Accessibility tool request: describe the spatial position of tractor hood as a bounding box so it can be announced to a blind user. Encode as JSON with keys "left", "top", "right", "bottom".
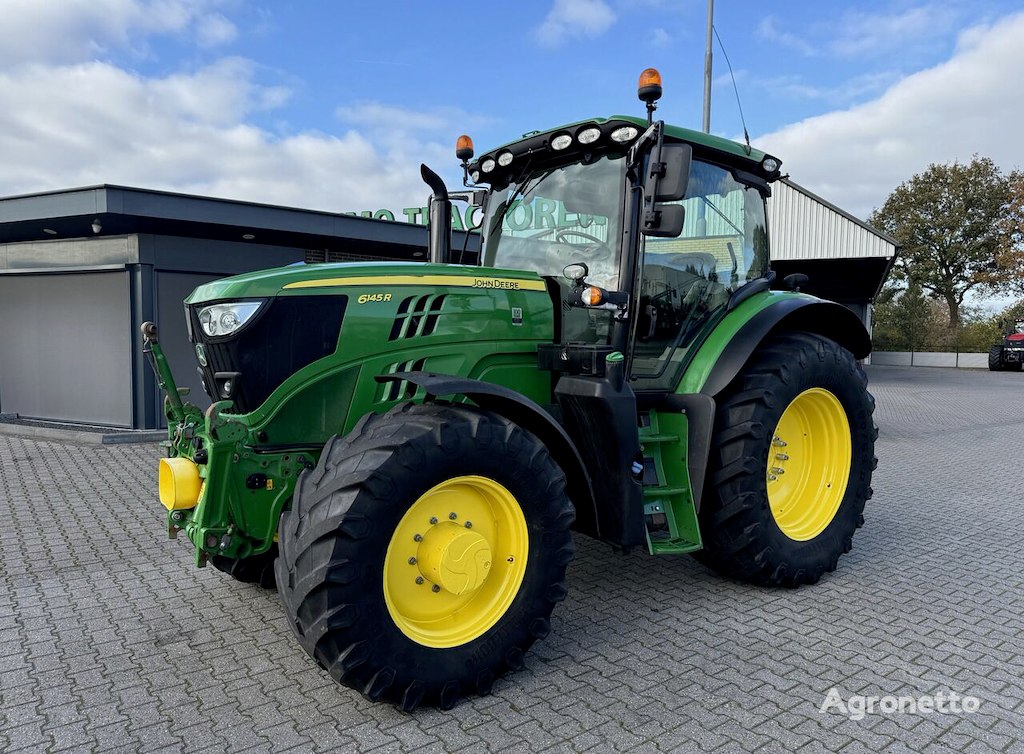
{"left": 184, "top": 261, "right": 548, "bottom": 303}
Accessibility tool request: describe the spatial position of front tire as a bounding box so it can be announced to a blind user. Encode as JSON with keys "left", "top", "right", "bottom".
{"left": 211, "top": 545, "right": 278, "bottom": 589}
{"left": 275, "top": 403, "right": 575, "bottom": 710}
{"left": 695, "top": 332, "right": 877, "bottom": 587}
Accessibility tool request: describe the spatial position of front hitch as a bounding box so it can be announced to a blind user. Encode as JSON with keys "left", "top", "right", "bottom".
{"left": 141, "top": 321, "right": 187, "bottom": 424}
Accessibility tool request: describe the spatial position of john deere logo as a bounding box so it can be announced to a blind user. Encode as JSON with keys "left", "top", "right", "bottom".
{"left": 195, "top": 343, "right": 207, "bottom": 367}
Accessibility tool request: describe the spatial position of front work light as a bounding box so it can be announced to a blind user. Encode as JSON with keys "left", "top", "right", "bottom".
{"left": 550, "top": 133, "right": 572, "bottom": 151}
{"left": 198, "top": 301, "right": 263, "bottom": 337}
{"left": 577, "top": 126, "right": 601, "bottom": 145}
{"left": 610, "top": 125, "right": 639, "bottom": 143}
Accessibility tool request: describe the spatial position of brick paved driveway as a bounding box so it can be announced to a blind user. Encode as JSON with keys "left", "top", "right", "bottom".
{"left": 2, "top": 365, "right": 1022, "bottom": 753}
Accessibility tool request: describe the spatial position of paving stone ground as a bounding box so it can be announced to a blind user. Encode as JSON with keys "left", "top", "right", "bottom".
{"left": 1, "top": 365, "right": 1023, "bottom": 753}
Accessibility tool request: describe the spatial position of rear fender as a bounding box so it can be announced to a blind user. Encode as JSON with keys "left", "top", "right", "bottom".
{"left": 695, "top": 296, "right": 871, "bottom": 397}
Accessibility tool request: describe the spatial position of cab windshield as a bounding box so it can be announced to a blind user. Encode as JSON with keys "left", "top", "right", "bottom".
{"left": 480, "top": 154, "right": 627, "bottom": 291}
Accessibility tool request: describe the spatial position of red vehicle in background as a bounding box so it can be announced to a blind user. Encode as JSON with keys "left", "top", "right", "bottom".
{"left": 989, "top": 320, "right": 1024, "bottom": 371}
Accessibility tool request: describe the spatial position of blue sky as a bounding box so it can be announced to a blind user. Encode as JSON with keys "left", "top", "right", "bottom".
{"left": 1, "top": 0, "right": 1023, "bottom": 219}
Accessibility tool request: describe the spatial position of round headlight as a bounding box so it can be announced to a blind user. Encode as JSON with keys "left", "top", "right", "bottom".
{"left": 762, "top": 156, "right": 781, "bottom": 173}
{"left": 219, "top": 310, "right": 240, "bottom": 331}
{"left": 550, "top": 133, "right": 572, "bottom": 151}
{"left": 470, "top": 170, "right": 481, "bottom": 183}
{"left": 610, "top": 126, "right": 639, "bottom": 143}
{"left": 197, "top": 301, "right": 263, "bottom": 337}
{"left": 578, "top": 127, "right": 601, "bottom": 145}
{"left": 497, "top": 151, "right": 513, "bottom": 167}
{"left": 481, "top": 158, "right": 496, "bottom": 173}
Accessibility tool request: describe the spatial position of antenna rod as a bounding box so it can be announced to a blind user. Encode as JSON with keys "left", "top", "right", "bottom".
{"left": 702, "top": 0, "right": 714, "bottom": 132}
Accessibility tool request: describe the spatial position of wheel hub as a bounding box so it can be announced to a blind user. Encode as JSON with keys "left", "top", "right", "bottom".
{"left": 383, "top": 475, "right": 529, "bottom": 648}
{"left": 417, "top": 522, "right": 492, "bottom": 595}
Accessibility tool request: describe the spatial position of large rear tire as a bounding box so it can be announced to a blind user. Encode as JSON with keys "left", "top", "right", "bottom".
{"left": 275, "top": 403, "right": 575, "bottom": 710}
{"left": 695, "top": 332, "right": 877, "bottom": 587}
{"left": 989, "top": 346, "right": 1005, "bottom": 371}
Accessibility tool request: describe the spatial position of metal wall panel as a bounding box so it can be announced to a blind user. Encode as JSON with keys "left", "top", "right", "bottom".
{"left": 0, "top": 271, "right": 133, "bottom": 426}
{"left": 768, "top": 180, "right": 896, "bottom": 261}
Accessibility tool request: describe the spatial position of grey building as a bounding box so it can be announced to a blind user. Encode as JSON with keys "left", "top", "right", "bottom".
{"left": 0, "top": 185, "right": 442, "bottom": 430}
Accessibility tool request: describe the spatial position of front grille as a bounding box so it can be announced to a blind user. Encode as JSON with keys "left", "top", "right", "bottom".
{"left": 190, "top": 295, "right": 347, "bottom": 414}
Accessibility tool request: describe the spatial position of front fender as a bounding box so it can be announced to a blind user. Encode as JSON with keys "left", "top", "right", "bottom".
{"left": 378, "top": 371, "right": 600, "bottom": 537}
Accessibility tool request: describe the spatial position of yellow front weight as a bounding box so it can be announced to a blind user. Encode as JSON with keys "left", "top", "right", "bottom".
{"left": 158, "top": 457, "right": 202, "bottom": 510}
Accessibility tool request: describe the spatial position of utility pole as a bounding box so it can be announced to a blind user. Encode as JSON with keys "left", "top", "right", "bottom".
{"left": 702, "top": 0, "right": 714, "bottom": 133}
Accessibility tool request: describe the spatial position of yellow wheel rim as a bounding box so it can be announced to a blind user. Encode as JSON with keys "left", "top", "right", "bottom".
{"left": 766, "top": 388, "right": 852, "bottom": 541}
{"left": 383, "top": 475, "right": 529, "bottom": 648}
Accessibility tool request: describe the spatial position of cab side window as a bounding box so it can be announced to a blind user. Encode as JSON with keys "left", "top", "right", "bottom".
{"left": 631, "top": 161, "right": 768, "bottom": 390}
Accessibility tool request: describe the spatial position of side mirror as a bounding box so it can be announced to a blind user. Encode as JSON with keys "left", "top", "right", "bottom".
{"left": 641, "top": 143, "right": 690, "bottom": 238}
{"left": 647, "top": 144, "right": 691, "bottom": 202}
{"left": 642, "top": 204, "right": 685, "bottom": 237}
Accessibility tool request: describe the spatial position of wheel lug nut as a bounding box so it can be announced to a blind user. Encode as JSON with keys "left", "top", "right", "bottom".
{"left": 449, "top": 512, "right": 457, "bottom": 520}
{"left": 431, "top": 584, "right": 441, "bottom": 593}
{"left": 429, "top": 517, "right": 438, "bottom": 525}
{"left": 464, "top": 521, "right": 472, "bottom": 528}
{"left": 408, "top": 556, "right": 417, "bottom": 565}
{"left": 507, "top": 557, "right": 514, "bottom": 563}
{"left": 416, "top": 576, "right": 424, "bottom": 585}
{"left": 413, "top": 533, "right": 422, "bottom": 542}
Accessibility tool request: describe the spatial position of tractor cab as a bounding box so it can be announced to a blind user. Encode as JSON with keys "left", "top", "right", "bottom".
{"left": 459, "top": 71, "right": 780, "bottom": 396}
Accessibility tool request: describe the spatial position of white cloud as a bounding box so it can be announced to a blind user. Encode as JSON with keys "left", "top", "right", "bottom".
{"left": 758, "top": 4, "right": 960, "bottom": 61}
{"left": 757, "top": 70, "right": 901, "bottom": 105}
{"left": 649, "top": 28, "right": 672, "bottom": 48}
{"left": 195, "top": 12, "right": 238, "bottom": 48}
{"left": 0, "top": 59, "right": 460, "bottom": 213}
{"left": 336, "top": 103, "right": 490, "bottom": 137}
{"left": 830, "top": 5, "right": 958, "bottom": 58}
{"left": 757, "top": 12, "right": 1024, "bottom": 220}
{"left": 0, "top": 0, "right": 234, "bottom": 65}
{"left": 757, "top": 16, "right": 816, "bottom": 56}
{"left": 534, "top": 0, "right": 616, "bottom": 48}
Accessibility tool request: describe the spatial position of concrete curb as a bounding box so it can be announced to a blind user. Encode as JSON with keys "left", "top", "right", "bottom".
{"left": 0, "top": 421, "right": 165, "bottom": 445}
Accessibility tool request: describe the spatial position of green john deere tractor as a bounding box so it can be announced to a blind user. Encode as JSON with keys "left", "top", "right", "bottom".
{"left": 145, "top": 69, "right": 876, "bottom": 710}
